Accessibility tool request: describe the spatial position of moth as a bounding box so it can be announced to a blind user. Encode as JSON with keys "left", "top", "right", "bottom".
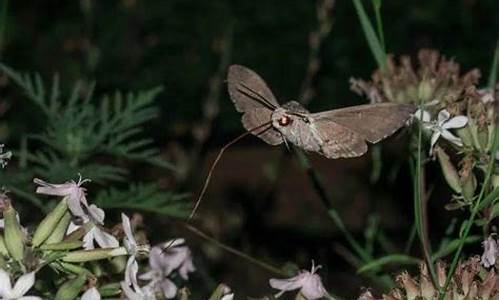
{"left": 227, "top": 64, "right": 416, "bottom": 159}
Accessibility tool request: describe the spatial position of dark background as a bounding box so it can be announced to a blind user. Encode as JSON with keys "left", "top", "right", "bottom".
{"left": 1, "top": 0, "right": 498, "bottom": 298}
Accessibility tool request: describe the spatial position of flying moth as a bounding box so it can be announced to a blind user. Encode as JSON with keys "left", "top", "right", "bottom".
{"left": 227, "top": 64, "right": 416, "bottom": 159}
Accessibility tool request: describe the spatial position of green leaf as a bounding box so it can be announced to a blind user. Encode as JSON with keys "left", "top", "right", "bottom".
{"left": 357, "top": 254, "right": 420, "bottom": 274}
{"left": 352, "top": 0, "right": 386, "bottom": 70}
{"left": 432, "top": 236, "right": 480, "bottom": 261}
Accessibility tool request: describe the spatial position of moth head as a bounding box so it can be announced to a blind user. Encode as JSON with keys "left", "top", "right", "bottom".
{"left": 271, "top": 107, "right": 297, "bottom": 135}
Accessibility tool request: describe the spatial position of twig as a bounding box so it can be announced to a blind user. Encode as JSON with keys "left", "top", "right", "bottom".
{"left": 299, "top": 0, "right": 335, "bottom": 105}
{"left": 182, "top": 223, "right": 286, "bottom": 276}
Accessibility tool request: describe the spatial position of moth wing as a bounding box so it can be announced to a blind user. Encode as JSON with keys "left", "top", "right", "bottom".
{"left": 314, "top": 120, "right": 368, "bottom": 159}
{"left": 227, "top": 65, "right": 279, "bottom": 112}
{"left": 311, "top": 103, "right": 415, "bottom": 143}
{"left": 242, "top": 107, "right": 283, "bottom": 145}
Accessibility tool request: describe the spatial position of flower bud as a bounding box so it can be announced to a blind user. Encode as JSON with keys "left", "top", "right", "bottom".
{"left": 62, "top": 247, "right": 127, "bottom": 263}
{"left": 0, "top": 235, "right": 9, "bottom": 257}
{"left": 418, "top": 80, "right": 433, "bottom": 103}
{"left": 58, "top": 262, "right": 92, "bottom": 276}
{"left": 456, "top": 126, "right": 474, "bottom": 147}
{"left": 32, "top": 198, "right": 68, "bottom": 247}
{"left": 44, "top": 211, "right": 71, "bottom": 245}
{"left": 3, "top": 201, "right": 25, "bottom": 261}
{"left": 461, "top": 173, "right": 477, "bottom": 202}
{"left": 98, "top": 283, "right": 121, "bottom": 297}
{"left": 54, "top": 273, "right": 87, "bottom": 300}
{"left": 436, "top": 147, "right": 462, "bottom": 194}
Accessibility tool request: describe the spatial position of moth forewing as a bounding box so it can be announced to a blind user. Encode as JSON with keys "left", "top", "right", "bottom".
{"left": 311, "top": 103, "right": 416, "bottom": 143}
{"left": 242, "top": 107, "right": 283, "bottom": 145}
{"left": 227, "top": 65, "right": 279, "bottom": 113}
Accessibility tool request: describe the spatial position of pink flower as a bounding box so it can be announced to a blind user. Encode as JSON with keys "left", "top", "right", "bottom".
{"left": 269, "top": 262, "right": 329, "bottom": 299}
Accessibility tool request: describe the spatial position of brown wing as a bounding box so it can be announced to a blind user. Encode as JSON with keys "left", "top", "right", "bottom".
{"left": 242, "top": 107, "right": 282, "bottom": 145}
{"left": 311, "top": 103, "right": 416, "bottom": 143}
{"left": 314, "top": 120, "right": 368, "bottom": 159}
{"left": 227, "top": 65, "right": 279, "bottom": 112}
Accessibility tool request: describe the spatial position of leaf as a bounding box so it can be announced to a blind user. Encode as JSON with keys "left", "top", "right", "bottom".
{"left": 432, "top": 236, "right": 480, "bottom": 261}
{"left": 357, "top": 254, "right": 421, "bottom": 274}
{"left": 352, "top": 0, "right": 386, "bottom": 70}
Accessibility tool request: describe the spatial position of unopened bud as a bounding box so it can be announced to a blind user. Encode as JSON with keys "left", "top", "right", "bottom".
{"left": 3, "top": 201, "right": 25, "bottom": 261}
{"left": 54, "top": 273, "right": 87, "bottom": 300}
{"left": 62, "top": 247, "right": 127, "bottom": 263}
{"left": 44, "top": 211, "right": 71, "bottom": 245}
{"left": 32, "top": 198, "right": 68, "bottom": 247}
{"left": 436, "top": 147, "right": 462, "bottom": 194}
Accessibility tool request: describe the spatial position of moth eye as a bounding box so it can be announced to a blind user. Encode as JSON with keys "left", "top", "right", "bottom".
{"left": 278, "top": 116, "right": 292, "bottom": 126}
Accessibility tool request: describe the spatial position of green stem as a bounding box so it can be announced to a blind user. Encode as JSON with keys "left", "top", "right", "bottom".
{"left": 487, "top": 45, "right": 498, "bottom": 88}
{"left": 183, "top": 223, "right": 287, "bottom": 276}
{"left": 414, "top": 108, "right": 439, "bottom": 288}
{"left": 372, "top": 0, "right": 385, "bottom": 52}
{"left": 438, "top": 125, "right": 498, "bottom": 299}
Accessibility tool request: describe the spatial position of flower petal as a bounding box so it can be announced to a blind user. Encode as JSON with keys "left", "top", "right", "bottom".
{"left": 441, "top": 130, "right": 463, "bottom": 146}
{"left": 178, "top": 255, "right": 196, "bottom": 280}
{"left": 269, "top": 272, "right": 308, "bottom": 293}
{"left": 437, "top": 109, "right": 450, "bottom": 125}
{"left": 0, "top": 269, "right": 12, "bottom": 297}
{"left": 414, "top": 109, "right": 431, "bottom": 123}
{"left": 94, "top": 228, "right": 119, "bottom": 249}
{"left": 82, "top": 227, "right": 96, "bottom": 250}
{"left": 160, "top": 278, "right": 178, "bottom": 299}
{"left": 443, "top": 116, "right": 468, "bottom": 129}
{"left": 125, "top": 256, "right": 140, "bottom": 292}
{"left": 12, "top": 272, "right": 35, "bottom": 298}
{"left": 300, "top": 273, "right": 329, "bottom": 300}
{"left": 164, "top": 247, "right": 189, "bottom": 275}
{"left": 429, "top": 131, "right": 441, "bottom": 155}
{"left": 81, "top": 287, "right": 101, "bottom": 300}
{"left": 120, "top": 281, "right": 141, "bottom": 300}
{"left": 87, "top": 204, "right": 105, "bottom": 225}
{"left": 221, "top": 293, "right": 234, "bottom": 300}
{"left": 121, "top": 213, "right": 136, "bottom": 250}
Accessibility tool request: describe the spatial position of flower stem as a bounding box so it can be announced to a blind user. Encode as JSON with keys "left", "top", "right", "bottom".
{"left": 182, "top": 223, "right": 287, "bottom": 276}
{"left": 438, "top": 125, "right": 498, "bottom": 299}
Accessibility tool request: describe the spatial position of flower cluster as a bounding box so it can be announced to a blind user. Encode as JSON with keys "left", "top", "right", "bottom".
{"left": 0, "top": 176, "right": 198, "bottom": 299}
{"left": 359, "top": 257, "right": 498, "bottom": 300}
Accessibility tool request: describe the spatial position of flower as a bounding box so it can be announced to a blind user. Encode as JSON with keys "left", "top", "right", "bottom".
{"left": 81, "top": 287, "right": 101, "bottom": 300}
{"left": 269, "top": 262, "right": 329, "bottom": 300}
{"left": 67, "top": 204, "right": 119, "bottom": 250}
{"left": 138, "top": 240, "right": 195, "bottom": 299}
{"left": 481, "top": 236, "right": 498, "bottom": 268}
{"left": 122, "top": 213, "right": 141, "bottom": 292}
{"left": 34, "top": 176, "right": 91, "bottom": 218}
{"left": 0, "top": 144, "right": 12, "bottom": 168}
{"left": 415, "top": 109, "right": 468, "bottom": 154}
{"left": 0, "top": 269, "right": 41, "bottom": 300}
{"left": 120, "top": 281, "right": 156, "bottom": 300}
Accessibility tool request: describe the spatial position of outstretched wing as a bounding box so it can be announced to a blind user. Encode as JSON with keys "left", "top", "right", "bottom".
{"left": 242, "top": 107, "right": 283, "bottom": 145}
{"left": 227, "top": 65, "right": 279, "bottom": 112}
{"left": 311, "top": 103, "right": 415, "bottom": 143}
{"left": 313, "top": 120, "right": 368, "bottom": 159}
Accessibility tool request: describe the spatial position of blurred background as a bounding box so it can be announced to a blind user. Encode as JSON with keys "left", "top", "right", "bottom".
{"left": 0, "top": 0, "right": 498, "bottom": 298}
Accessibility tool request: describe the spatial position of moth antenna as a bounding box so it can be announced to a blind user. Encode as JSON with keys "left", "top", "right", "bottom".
{"left": 282, "top": 134, "right": 291, "bottom": 152}
{"left": 238, "top": 83, "right": 277, "bottom": 109}
{"left": 187, "top": 121, "right": 273, "bottom": 221}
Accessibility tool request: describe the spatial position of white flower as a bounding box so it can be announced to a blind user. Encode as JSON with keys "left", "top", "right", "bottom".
{"left": 0, "top": 269, "right": 41, "bottom": 300}
{"left": 122, "top": 213, "right": 141, "bottom": 292}
{"left": 34, "top": 176, "right": 91, "bottom": 218}
{"left": 139, "top": 246, "right": 178, "bottom": 299}
{"left": 481, "top": 236, "right": 498, "bottom": 268}
{"left": 120, "top": 281, "right": 157, "bottom": 300}
{"left": 415, "top": 109, "right": 468, "bottom": 154}
{"left": 269, "top": 262, "right": 329, "bottom": 300}
{"left": 0, "top": 144, "right": 12, "bottom": 168}
{"left": 159, "top": 239, "right": 196, "bottom": 280}
{"left": 220, "top": 285, "right": 234, "bottom": 300}
{"left": 81, "top": 287, "right": 101, "bottom": 300}
{"left": 67, "top": 204, "right": 119, "bottom": 250}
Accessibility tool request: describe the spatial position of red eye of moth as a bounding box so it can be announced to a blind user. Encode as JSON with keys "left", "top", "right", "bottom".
{"left": 278, "top": 116, "right": 292, "bottom": 126}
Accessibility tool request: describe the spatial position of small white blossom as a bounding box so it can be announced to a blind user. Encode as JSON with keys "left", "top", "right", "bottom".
{"left": 220, "top": 285, "right": 234, "bottom": 300}
{"left": 160, "top": 239, "right": 196, "bottom": 280}
{"left": 0, "top": 144, "right": 12, "bottom": 168}
{"left": 0, "top": 269, "right": 41, "bottom": 300}
{"left": 81, "top": 287, "right": 101, "bottom": 300}
{"left": 415, "top": 109, "right": 468, "bottom": 155}
{"left": 67, "top": 204, "right": 119, "bottom": 250}
{"left": 34, "top": 176, "right": 91, "bottom": 218}
{"left": 481, "top": 236, "right": 498, "bottom": 268}
{"left": 120, "top": 281, "right": 157, "bottom": 300}
{"left": 269, "top": 262, "right": 329, "bottom": 300}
